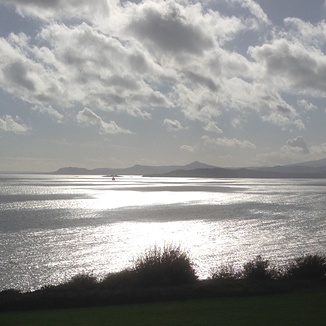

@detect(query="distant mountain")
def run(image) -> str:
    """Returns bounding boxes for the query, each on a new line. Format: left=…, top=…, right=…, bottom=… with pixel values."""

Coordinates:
left=54, top=167, right=96, bottom=175
left=145, top=166, right=326, bottom=178
left=53, top=158, right=326, bottom=178
left=145, top=157, right=326, bottom=178
left=182, top=161, right=217, bottom=170
left=254, top=165, right=326, bottom=175
left=53, top=161, right=217, bottom=176
left=287, top=157, right=326, bottom=168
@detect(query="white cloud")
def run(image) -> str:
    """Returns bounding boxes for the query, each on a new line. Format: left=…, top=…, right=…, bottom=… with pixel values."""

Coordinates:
left=204, top=122, right=223, bottom=134
left=311, top=142, right=326, bottom=156
left=0, top=1, right=305, bottom=132
left=281, top=136, right=309, bottom=154
left=180, top=144, right=196, bottom=153
left=175, top=83, right=224, bottom=122
left=283, top=18, right=326, bottom=47
left=0, top=23, right=170, bottom=117
left=221, top=79, right=304, bottom=129
left=258, top=139, right=326, bottom=167
left=262, top=113, right=305, bottom=131
left=0, top=115, right=30, bottom=134
left=76, top=108, right=131, bottom=135
left=297, top=100, right=318, bottom=111
left=231, top=117, right=243, bottom=129
left=32, top=105, right=63, bottom=122
left=231, top=0, right=270, bottom=26
left=0, top=34, right=68, bottom=107
left=163, top=119, right=184, bottom=131
left=1, top=0, right=111, bottom=22
left=249, top=39, right=326, bottom=96
left=1, top=0, right=326, bottom=170
left=202, top=135, right=256, bottom=149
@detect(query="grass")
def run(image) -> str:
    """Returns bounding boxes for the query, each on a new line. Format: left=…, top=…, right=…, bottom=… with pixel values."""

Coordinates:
left=1, top=286, right=325, bottom=326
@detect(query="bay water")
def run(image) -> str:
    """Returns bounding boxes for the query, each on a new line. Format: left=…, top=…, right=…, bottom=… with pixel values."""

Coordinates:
left=0, top=174, right=325, bottom=292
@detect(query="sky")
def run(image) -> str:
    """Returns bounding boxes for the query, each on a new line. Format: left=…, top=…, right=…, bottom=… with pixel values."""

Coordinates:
left=1, top=0, right=326, bottom=172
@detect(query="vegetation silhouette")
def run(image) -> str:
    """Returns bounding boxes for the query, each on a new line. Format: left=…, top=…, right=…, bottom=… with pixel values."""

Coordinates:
left=286, top=254, right=326, bottom=280
left=0, top=247, right=325, bottom=311
left=242, top=255, right=277, bottom=281
left=133, top=244, right=197, bottom=287
left=101, top=244, right=197, bottom=290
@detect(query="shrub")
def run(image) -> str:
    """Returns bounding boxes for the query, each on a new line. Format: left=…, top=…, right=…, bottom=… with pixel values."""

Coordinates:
left=242, top=256, right=276, bottom=281
left=133, top=244, right=197, bottom=287
left=100, top=269, right=137, bottom=290
left=61, top=273, right=98, bottom=291
left=211, top=264, right=241, bottom=281
left=0, top=289, right=21, bottom=296
left=286, top=254, right=326, bottom=280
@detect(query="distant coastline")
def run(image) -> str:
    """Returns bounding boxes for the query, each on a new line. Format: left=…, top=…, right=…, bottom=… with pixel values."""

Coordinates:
left=50, top=158, right=326, bottom=178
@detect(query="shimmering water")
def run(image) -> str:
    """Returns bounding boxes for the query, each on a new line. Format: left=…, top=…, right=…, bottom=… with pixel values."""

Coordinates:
left=0, top=174, right=325, bottom=292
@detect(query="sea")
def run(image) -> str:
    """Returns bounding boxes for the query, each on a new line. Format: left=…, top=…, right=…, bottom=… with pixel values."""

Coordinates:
left=0, top=174, right=325, bottom=292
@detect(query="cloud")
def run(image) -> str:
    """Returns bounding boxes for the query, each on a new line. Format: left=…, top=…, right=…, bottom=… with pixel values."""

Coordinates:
left=282, top=136, right=309, bottom=154
left=1, top=0, right=326, bottom=172
left=0, top=0, right=305, bottom=133
left=184, top=71, right=218, bottom=92
left=163, top=119, right=184, bottom=131
left=249, top=39, right=326, bottom=96
left=297, top=100, right=318, bottom=111
left=0, top=34, right=69, bottom=107
left=76, top=108, right=131, bottom=135
left=128, top=1, right=213, bottom=56
left=231, top=117, right=243, bottom=129
left=202, top=135, right=256, bottom=149
left=283, top=18, right=326, bottom=47
left=32, top=105, right=63, bottom=122
left=231, top=0, right=270, bottom=26
left=204, top=122, right=223, bottom=134
left=0, top=22, right=170, bottom=116
left=1, top=0, right=110, bottom=22
left=311, top=142, right=326, bottom=156
left=3, top=61, right=35, bottom=91
left=221, top=79, right=304, bottom=129
left=262, top=113, right=305, bottom=130
left=257, top=138, right=326, bottom=167
left=180, top=144, right=196, bottom=153
left=175, top=83, right=224, bottom=122
left=0, top=115, right=30, bottom=134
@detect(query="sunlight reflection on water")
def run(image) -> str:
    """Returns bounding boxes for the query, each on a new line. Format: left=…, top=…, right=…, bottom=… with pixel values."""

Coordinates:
left=0, top=175, right=326, bottom=291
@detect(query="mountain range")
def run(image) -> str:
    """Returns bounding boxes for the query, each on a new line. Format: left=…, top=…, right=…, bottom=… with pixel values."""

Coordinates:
left=54, top=161, right=215, bottom=176
left=53, top=158, right=326, bottom=178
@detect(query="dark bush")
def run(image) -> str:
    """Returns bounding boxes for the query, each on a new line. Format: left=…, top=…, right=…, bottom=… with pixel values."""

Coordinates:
left=60, top=273, right=98, bottom=291
left=100, top=269, right=137, bottom=290
left=0, top=289, right=21, bottom=296
left=211, top=264, right=241, bottom=281
left=133, top=244, right=197, bottom=287
left=286, top=254, right=326, bottom=280
left=242, top=255, right=276, bottom=281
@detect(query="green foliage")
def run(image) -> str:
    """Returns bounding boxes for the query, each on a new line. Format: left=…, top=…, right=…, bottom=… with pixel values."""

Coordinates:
left=286, top=254, right=326, bottom=280
left=133, top=244, right=198, bottom=287
left=242, top=255, right=276, bottom=281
